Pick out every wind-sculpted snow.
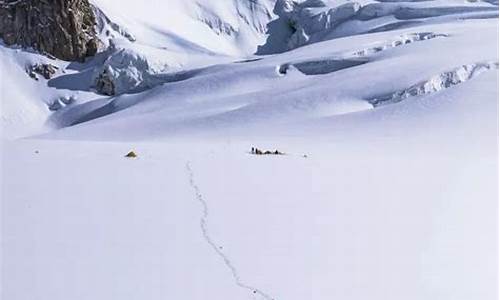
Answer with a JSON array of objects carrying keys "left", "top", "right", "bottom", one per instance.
[
  {"left": 353, "top": 32, "right": 448, "bottom": 56},
  {"left": 279, "top": 58, "right": 369, "bottom": 75},
  {"left": 47, "top": 96, "right": 76, "bottom": 112},
  {"left": 369, "top": 62, "right": 499, "bottom": 107}
]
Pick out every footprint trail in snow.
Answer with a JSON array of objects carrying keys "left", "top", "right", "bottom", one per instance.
[{"left": 185, "top": 162, "right": 275, "bottom": 300}]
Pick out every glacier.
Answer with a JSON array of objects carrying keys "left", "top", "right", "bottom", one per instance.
[{"left": 0, "top": 1, "right": 498, "bottom": 300}]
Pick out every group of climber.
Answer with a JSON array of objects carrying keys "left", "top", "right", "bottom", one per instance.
[{"left": 250, "top": 147, "right": 284, "bottom": 155}]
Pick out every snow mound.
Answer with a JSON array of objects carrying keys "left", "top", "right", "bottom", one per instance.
[
  {"left": 279, "top": 58, "right": 368, "bottom": 75},
  {"left": 48, "top": 96, "right": 76, "bottom": 111},
  {"left": 370, "top": 61, "right": 499, "bottom": 107}
]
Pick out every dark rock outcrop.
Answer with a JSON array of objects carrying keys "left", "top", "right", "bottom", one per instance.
[
  {"left": 26, "top": 63, "right": 59, "bottom": 80},
  {"left": 0, "top": 0, "right": 99, "bottom": 61},
  {"left": 95, "top": 67, "right": 116, "bottom": 96}
]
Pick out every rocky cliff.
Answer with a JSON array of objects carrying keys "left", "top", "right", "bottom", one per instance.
[{"left": 0, "top": 0, "right": 99, "bottom": 61}]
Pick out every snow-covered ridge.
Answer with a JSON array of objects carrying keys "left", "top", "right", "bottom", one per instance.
[
  {"left": 353, "top": 32, "right": 448, "bottom": 56},
  {"left": 278, "top": 31, "right": 448, "bottom": 76},
  {"left": 369, "top": 61, "right": 499, "bottom": 107}
]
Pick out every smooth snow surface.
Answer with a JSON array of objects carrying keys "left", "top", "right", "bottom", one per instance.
[{"left": 1, "top": 0, "right": 498, "bottom": 300}]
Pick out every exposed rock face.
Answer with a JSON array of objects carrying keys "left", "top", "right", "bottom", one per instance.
[
  {"left": 0, "top": 0, "right": 99, "bottom": 61},
  {"left": 95, "top": 67, "right": 116, "bottom": 96}
]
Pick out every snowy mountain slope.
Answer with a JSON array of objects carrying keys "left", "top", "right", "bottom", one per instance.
[
  {"left": 1, "top": 0, "right": 498, "bottom": 139},
  {"left": 0, "top": 43, "right": 105, "bottom": 139},
  {"left": 1, "top": 1, "right": 499, "bottom": 300},
  {"left": 0, "top": 0, "right": 276, "bottom": 138},
  {"left": 91, "top": 0, "right": 275, "bottom": 56},
  {"left": 41, "top": 18, "right": 498, "bottom": 141}
]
